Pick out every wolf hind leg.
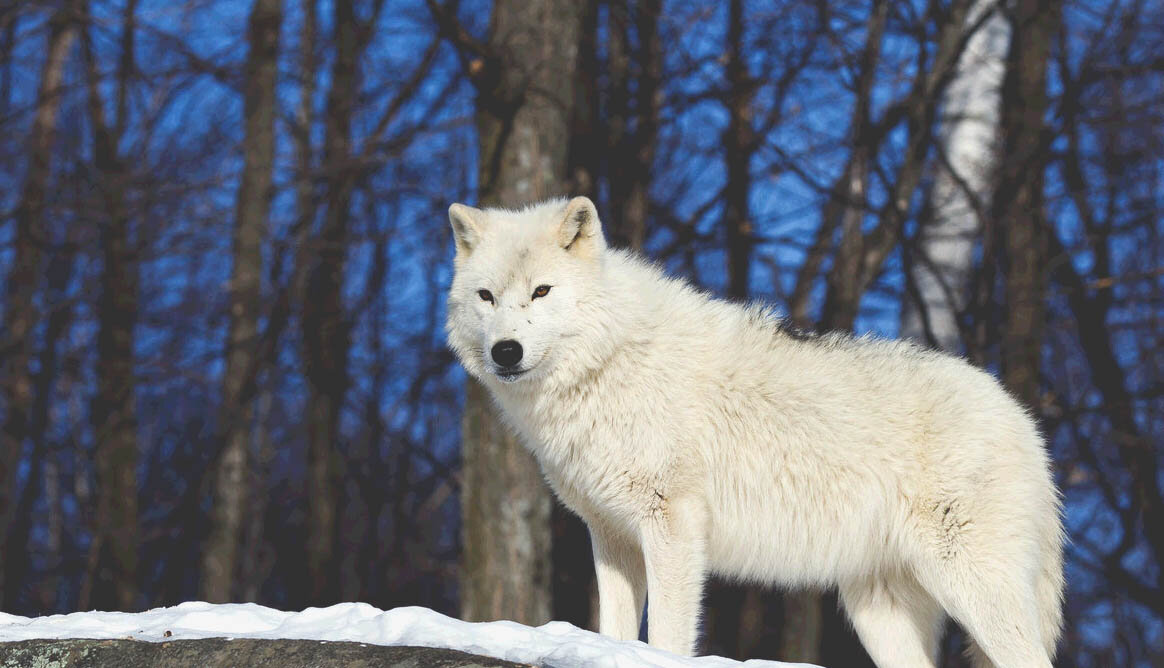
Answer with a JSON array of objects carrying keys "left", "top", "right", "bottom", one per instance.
[{"left": 840, "top": 576, "right": 944, "bottom": 668}]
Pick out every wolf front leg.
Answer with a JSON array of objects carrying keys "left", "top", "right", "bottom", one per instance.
[
  {"left": 590, "top": 522, "right": 646, "bottom": 641},
  {"left": 641, "top": 494, "right": 708, "bottom": 656}
]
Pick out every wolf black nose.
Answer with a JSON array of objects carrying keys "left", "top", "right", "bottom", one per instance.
[{"left": 491, "top": 340, "right": 523, "bottom": 367}]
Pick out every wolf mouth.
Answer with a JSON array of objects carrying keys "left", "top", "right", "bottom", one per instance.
[
  {"left": 496, "top": 368, "right": 528, "bottom": 382},
  {"left": 492, "top": 352, "right": 546, "bottom": 383}
]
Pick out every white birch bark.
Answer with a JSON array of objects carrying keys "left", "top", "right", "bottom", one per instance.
[{"left": 901, "top": 1, "right": 1010, "bottom": 350}]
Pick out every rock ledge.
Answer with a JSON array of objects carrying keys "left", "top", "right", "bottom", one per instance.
[{"left": 0, "top": 638, "right": 534, "bottom": 667}]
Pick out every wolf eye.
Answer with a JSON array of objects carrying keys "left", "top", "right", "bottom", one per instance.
[
  {"left": 532, "top": 285, "right": 551, "bottom": 299},
  {"left": 478, "top": 289, "right": 494, "bottom": 304}
]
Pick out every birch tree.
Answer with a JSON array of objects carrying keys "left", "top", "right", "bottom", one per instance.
[{"left": 902, "top": 0, "right": 1009, "bottom": 350}]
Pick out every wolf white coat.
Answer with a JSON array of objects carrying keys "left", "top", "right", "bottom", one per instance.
[{"left": 445, "top": 197, "right": 1063, "bottom": 668}]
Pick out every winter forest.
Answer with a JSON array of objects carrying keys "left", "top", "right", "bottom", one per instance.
[{"left": 0, "top": 0, "right": 1161, "bottom": 665}]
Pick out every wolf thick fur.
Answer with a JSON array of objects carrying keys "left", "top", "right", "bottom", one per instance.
[{"left": 445, "top": 197, "right": 1064, "bottom": 668}]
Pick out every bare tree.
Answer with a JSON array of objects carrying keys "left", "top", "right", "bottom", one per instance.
[
  {"left": 723, "top": 0, "right": 755, "bottom": 301},
  {"left": 80, "top": 0, "right": 141, "bottom": 611},
  {"left": 1045, "top": 4, "right": 1164, "bottom": 655},
  {"left": 201, "top": 0, "right": 282, "bottom": 603},
  {"left": 788, "top": 0, "right": 888, "bottom": 330},
  {"left": 996, "top": 0, "right": 1058, "bottom": 408},
  {"left": 605, "top": 0, "right": 662, "bottom": 251},
  {"left": 299, "top": 0, "right": 394, "bottom": 604},
  {"left": 438, "top": 0, "right": 584, "bottom": 624},
  {"left": 0, "top": 1, "right": 80, "bottom": 610}
]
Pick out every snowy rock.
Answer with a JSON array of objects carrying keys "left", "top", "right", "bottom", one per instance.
[{"left": 0, "top": 602, "right": 819, "bottom": 668}]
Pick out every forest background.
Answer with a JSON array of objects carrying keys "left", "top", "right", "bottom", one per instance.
[{"left": 0, "top": 0, "right": 1161, "bottom": 665}]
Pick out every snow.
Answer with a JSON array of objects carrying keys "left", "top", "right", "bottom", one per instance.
[{"left": 0, "top": 602, "right": 818, "bottom": 668}]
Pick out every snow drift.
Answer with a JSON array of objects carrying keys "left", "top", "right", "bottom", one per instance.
[{"left": 0, "top": 602, "right": 818, "bottom": 668}]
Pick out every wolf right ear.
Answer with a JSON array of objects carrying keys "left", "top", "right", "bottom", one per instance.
[
  {"left": 557, "top": 196, "right": 605, "bottom": 258},
  {"left": 449, "top": 203, "right": 485, "bottom": 254}
]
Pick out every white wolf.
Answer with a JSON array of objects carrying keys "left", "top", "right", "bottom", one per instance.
[{"left": 445, "top": 196, "right": 1064, "bottom": 668}]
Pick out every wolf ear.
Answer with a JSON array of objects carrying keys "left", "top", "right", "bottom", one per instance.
[
  {"left": 557, "top": 196, "right": 605, "bottom": 257},
  {"left": 449, "top": 203, "right": 485, "bottom": 254}
]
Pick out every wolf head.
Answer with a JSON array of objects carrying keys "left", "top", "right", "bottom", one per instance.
[{"left": 445, "top": 196, "right": 606, "bottom": 387}]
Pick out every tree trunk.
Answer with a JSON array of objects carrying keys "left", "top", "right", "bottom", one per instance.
[
  {"left": 723, "top": 0, "right": 753, "bottom": 301},
  {"left": 89, "top": 181, "right": 140, "bottom": 612},
  {"left": 461, "top": 0, "right": 582, "bottom": 625},
  {"left": 0, "top": 1, "right": 78, "bottom": 610},
  {"left": 605, "top": 0, "right": 661, "bottom": 251},
  {"left": 996, "top": 0, "right": 1058, "bottom": 409},
  {"left": 4, "top": 249, "right": 75, "bottom": 612},
  {"left": 566, "top": 0, "right": 599, "bottom": 202},
  {"left": 902, "top": 0, "right": 1009, "bottom": 350},
  {"left": 780, "top": 590, "right": 824, "bottom": 663},
  {"left": 790, "top": 0, "right": 886, "bottom": 330},
  {"left": 623, "top": 0, "right": 661, "bottom": 251},
  {"left": 201, "top": 0, "right": 281, "bottom": 603},
  {"left": 552, "top": 0, "right": 599, "bottom": 630},
  {"left": 301, "top": 0, "right": 369, "bottom": 605},
  {"left": 83, "top": 0, "right": 141, "bottom": 612},
  {"left": 0, "top": 6, "right": 16, "bottom": 116}
]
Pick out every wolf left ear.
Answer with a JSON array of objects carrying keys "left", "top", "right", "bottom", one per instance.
[{"left": 557, "top": 196, "right": 605, "bottom": 257}]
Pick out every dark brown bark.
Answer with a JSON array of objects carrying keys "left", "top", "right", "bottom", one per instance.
[
  {"left": 735, "top": 587, "right": 765, "bottom": 658},
  {"left": 604, "top": 1, "right": 631, "bottom": 246},
  {"left": 0, "top": 7, "right": 15, "bottom": 116},
  {"left": 459, "top": 0, "right": 583, "bottom": 625},
  {"left": 780, "top": 590, "right": 824, "bottom": 663},
  {"left": 553, "top": 0, "right": 600, "bottom": 629},
  {"left": 300, "top": 0, "right": 382, "bottom": 605},
  {"left": 996, "top": 0, "right": 1058, "bottom": 410},
  {"left": 81, "top": 0, "right": 140, "bottom": 612},
  {"left": 604, "top": 0, "right": 661, "bottom": 251},
  {"left": 723, "top": 0, "right": 754, "bottom": 301},
  {"left": 293, "top": 0, "right": 317, "bottom": 243},
  {"left": 3, "top": 248, "right": 75, "bottom": 611},
  {"left": 625, "top": 0, "right": 662, "bottom": 250},
  {"left": 0, "top": 1, "right": 78, "bottom": 610},
  {"left": 566, "top": 0, "right": 599, "bottom": 201},
  {"left": 201, "top": 0, "right": 281, "bottom": 603}
]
